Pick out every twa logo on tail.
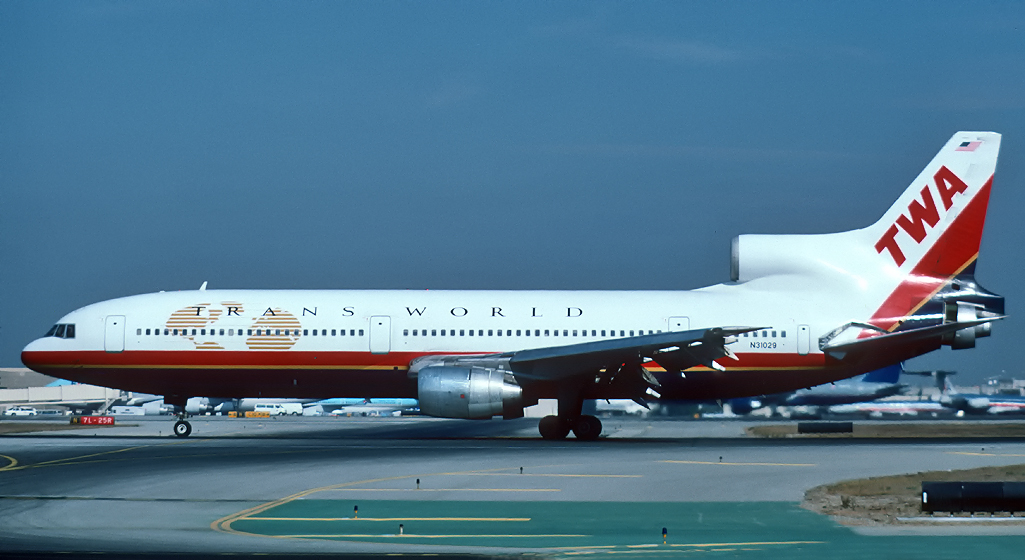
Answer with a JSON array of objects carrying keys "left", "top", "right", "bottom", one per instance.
[{"left": 874, "top": 166, "right": 969, "bottom": 266}]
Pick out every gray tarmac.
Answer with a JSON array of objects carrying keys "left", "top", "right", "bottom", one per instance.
[{"left": 3, "top": 416, "right": 1025, "bottom": 554}]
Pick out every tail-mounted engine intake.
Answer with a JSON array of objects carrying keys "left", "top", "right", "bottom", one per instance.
[
  {"left": 943, "top": 301, "right": 993, "bottom": 350},
  {"left": 418, "top": 366, "right": 523, "bottom": 420}
]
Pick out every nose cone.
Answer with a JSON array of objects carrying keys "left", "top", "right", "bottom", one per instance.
[{"left": 21, "top": 337, "right": 53, "bottom": 372}]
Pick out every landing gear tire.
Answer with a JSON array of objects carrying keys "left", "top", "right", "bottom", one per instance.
[
  {"left": 538, "top": 415, "right": 571, "bottom": 440},
  {"left": 572, "top": 415, "right": 602, "bottom": 441},
  {"left": 174, "top": 420, "right": 192, "bottom": 438}
]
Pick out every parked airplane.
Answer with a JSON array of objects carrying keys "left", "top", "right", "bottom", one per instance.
[
  {"left": 727, "top": 363, "right": 906, "bottom": 415},
  {"left": 324, "top": 398, "right": 419, "bottom": 417},
  {"left": 21, "top": 132, "right": 1005, "bottom": 440},
  {"left": 938, "top": 378, "right": 1025, "bottom": 415}
]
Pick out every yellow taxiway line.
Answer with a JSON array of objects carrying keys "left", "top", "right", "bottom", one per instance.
[{"left": 660, "top": 460, "right": 815, "bottom": 467}]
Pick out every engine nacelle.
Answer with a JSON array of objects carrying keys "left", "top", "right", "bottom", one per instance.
[
  {"left": 417, "top": 366, "right": 523, "bottom": 420},
  {"left": 945, "top": 301, "right": 992, "bottom": 350}
]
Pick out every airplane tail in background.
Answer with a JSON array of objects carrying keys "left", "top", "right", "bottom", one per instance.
[{"left": 861, "top": 363, "right": 903, "bottom": 384}]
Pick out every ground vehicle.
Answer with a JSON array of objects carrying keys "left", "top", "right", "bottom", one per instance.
[
  {"left": 253, "top": 403, "right": 289, "bottom": 416},
  {"left": 3, "top": 406, "right": 38, "bottom": 417}
]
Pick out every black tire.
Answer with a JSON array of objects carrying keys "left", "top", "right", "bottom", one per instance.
[
  {"left": 538, "top": 415, "right": 570, "bottom": 440},
  {"left": 173, "top": 420, "right": 192, "bottom": 438},
  {"left": 572, "top": 415, "right": 603, "bottom": 441}
]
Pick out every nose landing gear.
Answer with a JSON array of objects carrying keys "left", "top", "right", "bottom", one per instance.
[
  {"left": 173, "top": 417, "right": 192, "bottom": 437},
  {"left": 165, "top": 395, "right": 192, "bottom": 438}
]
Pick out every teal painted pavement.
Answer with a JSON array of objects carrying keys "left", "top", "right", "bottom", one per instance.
[{"left": 228, "top": 500, "right": 1025, "bottom": 558}]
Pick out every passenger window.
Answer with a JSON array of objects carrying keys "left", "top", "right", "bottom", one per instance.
[
  {"left": 601, "top": 330, "right": 606, "bottom": 336},
  {"left": 469, "top": 329, "right": 474, "bottom": 336},
  {"left": 302, "top": 329, "right": 307, "bottom": 336},
  {"left": 781, "top": 331, "right": 786, "bottom": 338},
  {"left": 358, "top": 329, "right": 364, "bottom": 336},
  {"left": 146, "top": 329, "right": 151, "bottom": 335},
  {"left": 478, "top": 329, "right": 484, "bottom": 336},
  {"left": 173, "top": 329, "right": 178, "bottom": 335},
  {"left": 441, "top": 329, "right": 446, "bottom": 336},
  {"left": 545, "top": 330, "right": 549, "bottom": 336},
  {"left": 497, "top": 330, "right": 503, "bottom": 336},
  {"left": 488, "top": 330, "right": 493, "bottom": 336},
  {"left": 591, "top": 330, "right": 596, "bottom": 336},
  {"left": 629, "top": 330, "right": 634, "bottom": 336},
  {"left": 432, "top": 329, "right": 437, "bottom": 336},
  {"left": 201, "top": 329, "right": 206, "bottom": 335},
  {"left": 573, "top": 330, "right": 578, "bottom": 336},
  {"left": 771, "top": 331, "right": 777, "bottom": 338},
  {"left": 516, "top": 330, "right": 521, "bottom": 336},
  {"left": 762, "top": 331, "right": 767, "bottom": 338},
  {"left": 620, "top": 330, "right": 625, "bottom": 336},
  {"left": 534, "top": 329, "right": 540, "bottom": 336},
  {"left": 460, "top": 329, "right": 465, "bottom": 336},
  {"left": 553, "top": 330, "right": 558, "bottom": 336},
  {"left": 192, "top": 329, "right": 197, "bottom": 335},
  {"left": 403, "top": 329, "right": 409, "bottom": 336},
  {"left": 229, "top": 329, "right": 234, "bottom": 336},
  {"left": 340, "top": 329, "right": 346, "bottom": 336},
  {"left": 247, "top": 329, "right": 253, "bottom": 336},
  {"left": 136, "top": 329, "right": 142, "bottom": 335}
]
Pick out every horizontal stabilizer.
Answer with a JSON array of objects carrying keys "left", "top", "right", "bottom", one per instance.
[{"left": 822, "top": 318, "right": 1003, "bottom": 362}]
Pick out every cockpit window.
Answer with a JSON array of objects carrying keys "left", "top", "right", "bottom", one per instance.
[{"left": 44, "top": 323, "right": 76, "bottom": 339}]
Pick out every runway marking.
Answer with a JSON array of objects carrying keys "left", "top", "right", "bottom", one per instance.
[
  {"left": 320, "top": 488, "right": 560, "bottom": 492},
  {"left": 0, "top": 455, "right": 18, "bottom": 472},
  {"left": 281, "top": 533, "right": 590, "bottom": 539},
  {"left": 4, "top": 443, "right": 320, "bottom": 471},
  {"left": 670, "top": 540, "right": 826, "bottom": 547},
  {"left": 949, "top": 451, "right": 1025, "bottom": 457},
  {"left": 460, "top": 473, "right": 641, "bottom": 478},
  {"left": 660, "top": 460, "right": 815, "bottom": 467},
  {"left": 213, "top": 464, "right": 570, "bottom": 536},
  {"left": 0, "top": 440, "right": 193, "bottom": 471},
  {"left": 246, "top": 517, "right": 531, "bottom": 521}
]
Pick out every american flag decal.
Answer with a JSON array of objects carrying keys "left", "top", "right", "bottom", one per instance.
[{"left": 956, "top": 141, "right": 981, "bottom": 152}]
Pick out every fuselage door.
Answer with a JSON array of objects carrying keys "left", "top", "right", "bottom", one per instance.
[
  {"left": 797, "top": 324, "right": 811, "bottom": 355},
  {"left": 668, "top": 316, "right": 690, "bottom": 332},
  {"left": 104, "top": 315, "right": 126, "bottom": 353},
  {"left": 369, "top": 316, "right": 391, "bottom": 354}
]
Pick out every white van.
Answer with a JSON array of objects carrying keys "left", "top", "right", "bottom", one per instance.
[{"left": 254, "top": 403, "right": 287, "bottom": 416}]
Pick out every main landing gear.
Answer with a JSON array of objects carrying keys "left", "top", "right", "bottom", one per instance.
[
  {"left": 538, "top": 387, "right": 602, "bottom": 441},
  {"left": 538, "top": 414, "right": 602, "bottom": 441}
]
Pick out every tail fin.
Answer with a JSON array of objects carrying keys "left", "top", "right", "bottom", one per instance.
[
  {"left": 861, "top": 363, "right": 902, "bottom": 384},
  {"left": 732, "top": 132, "right": 1002, "bottom": 332},
  {"left": 863, "top": 132, "right": 1001, "bottom": 330}
]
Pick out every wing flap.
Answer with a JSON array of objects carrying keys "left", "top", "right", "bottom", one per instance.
[{"left": 508, "top": 327, "right": 758, "bottom": 381}]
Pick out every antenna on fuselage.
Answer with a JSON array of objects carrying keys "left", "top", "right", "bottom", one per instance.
[{"left": 199, "top": 281, "right": 208, "bottom": 291}]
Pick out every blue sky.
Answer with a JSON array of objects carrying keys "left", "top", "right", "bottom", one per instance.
[{"left": 2, "top": 1, "right": 1023, "bottom": 384}]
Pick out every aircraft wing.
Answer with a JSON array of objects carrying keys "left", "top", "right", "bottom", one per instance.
[{"left": 507, "top": 327, "right": 759, "bottom": 381}]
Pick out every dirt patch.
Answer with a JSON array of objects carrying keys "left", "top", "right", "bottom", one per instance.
[
  {"left": 748, "top": 422, "right": 1025, "bottom": 438},
  {"left": 0, "top": 422, "right": 110, "bottom": 435},
  {"left": 803, "top": 464, "right": 1025, "bottom": 525}
]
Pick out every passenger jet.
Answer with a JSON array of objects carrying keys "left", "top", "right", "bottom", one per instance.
[{"left": 22, "top": 132, "right": 1005, "bottom": 440}]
